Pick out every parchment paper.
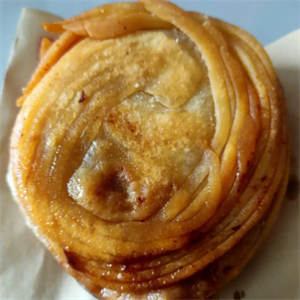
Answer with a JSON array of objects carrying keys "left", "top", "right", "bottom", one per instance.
[{"left": 0, "top": 8, "right": 299, "bottom": 300}]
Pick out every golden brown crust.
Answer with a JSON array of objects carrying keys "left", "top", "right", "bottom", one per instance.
[{"left": 9, "top": 1, "right": 289, "bottom": 299}]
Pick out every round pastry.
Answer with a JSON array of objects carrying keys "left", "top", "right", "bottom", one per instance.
[{"left": 8, "top": 1, "right": 289, "bottom": 299}]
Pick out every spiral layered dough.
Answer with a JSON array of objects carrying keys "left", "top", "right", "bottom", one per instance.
[{"left": 9, "top": 1, "right": 290, "bottom": 299}]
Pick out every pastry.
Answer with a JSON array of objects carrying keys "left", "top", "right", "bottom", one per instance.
[{"left": 8, "top": 1, "right": 290, "bottom": 299}]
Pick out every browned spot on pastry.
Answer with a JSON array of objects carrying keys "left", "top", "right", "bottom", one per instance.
[
  {"left": 79, "top": 90, "right": 86, "bottom": 103},
  {"left": 232, "top": 225, "right": 241, "bottom": 231},
  {"left": 64, "top": 250, "right": 86, "bottom": 272},
  {"left": 96, "top": 167, "right": 130, "bottom": 196},
  {"left": 261, "top": 176, "right": 267, "bottom": 182},
  {"left": 137, "top": 196, "right": 145, "bottom": 204},
  {"left": 94, "top": 167, "right": 138, "bottom": 211},
  {"left": 190, "top": 230, "right": 203, "bottom": 244},
  {"left": 126, "top": 119, "right": 137, "bottom": 133},
  {"left": 286, "top": 175, "right": 299, "bottom": 201}
]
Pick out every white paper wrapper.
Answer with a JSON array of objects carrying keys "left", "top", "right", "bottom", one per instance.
[{"left": 0, "top": 8, "right": 299, "bottom": 300}]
